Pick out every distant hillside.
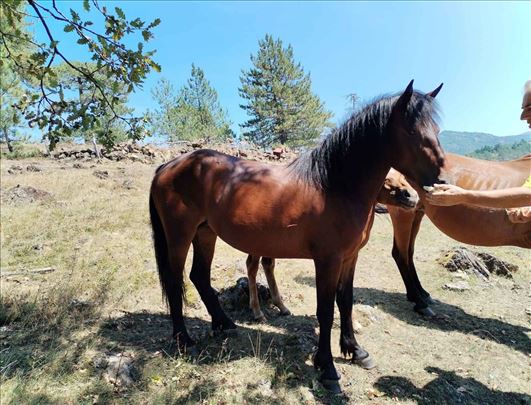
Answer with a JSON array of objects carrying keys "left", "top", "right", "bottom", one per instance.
[
  {"left": 439, "top": 130, "right": 531, "bottom": 155},
  {"left": 468, "top": 139, "right": 531, "bottom": 161}
]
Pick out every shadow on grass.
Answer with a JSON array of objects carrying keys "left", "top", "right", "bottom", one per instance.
[
  {"left": 97, "top": 311, "right": 349, "bottom": 404},
  {"left": 0, "top": 294, "right": 104, "bottom": 379},
  {"left": 354, "top": 287, "right": 530, "bottom": 355},
  {"left": 374, "top": 366, "right": 530, "bottom": 405},
  {"left": 98, "top": 311, "right": 317, "bottom": 369}
]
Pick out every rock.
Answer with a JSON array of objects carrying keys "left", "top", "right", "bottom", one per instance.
[
  {"left": 353, "top": 320, "right": 363, "bottom": 333},
  {"left": 299, "top": 386, "right": 315, "bottom": 404},
  {"left": 129, "top": 154, "right": 146, "bottom": 163},
  {"left": 122, "top": 180, "right": 135, "bottom": 190},
  {"left": 218, "top": 277, "right": 271, "bottom": 311},
  {"left": 272, "top": 147, "right": 283, "bottom": 158},
  {"left": 443, "top": 281, "right": 471, "bottom": 292},
  {"left": 93, "top": 170, "right": 109, "bottom": 179},
  {"left": 72, "top": 163, "right": 85, "bottom": 169},
  {"left": 355, "top": 304, "right": 385, "bottom": 326},
  {"left": 453, "top": 270, "right": 469, "bottom": 280},
  {"left": 26, "top": 164, "right": 42, "bottom": 172},
  {"left": 7, "top": 165, "right": 23, "bottom": 175},
  {"left": 256, "top": 379, "right": 273, "bottom": 397},
  {"left": 93, "top": 352, "right": 136, "bottom": 387}
]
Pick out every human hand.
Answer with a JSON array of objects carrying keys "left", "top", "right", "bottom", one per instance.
[
  {"left": 424, "top": 183, "right": 470, "bottom": 206},
  {"left": 506, "top": 207, "right": 531, "bottom": 223}
]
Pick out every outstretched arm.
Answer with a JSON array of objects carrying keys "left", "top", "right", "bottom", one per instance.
[{"left": 425, "top": 184, "right": 531, "bottom": 208}]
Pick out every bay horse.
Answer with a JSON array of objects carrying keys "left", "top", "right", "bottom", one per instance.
[
  {"left": 246, "top": 168, "right": 419, "bottom": 323},
  {"left": 149, "top": 80, "right": 445, "bottom": 386},
  {"left": 387, "top": 153, "right": 531, "bottom": 316}
]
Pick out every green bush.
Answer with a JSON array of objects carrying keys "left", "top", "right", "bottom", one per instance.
[{"left": 1, "top": 143, "right": 45, "bottom": 159}]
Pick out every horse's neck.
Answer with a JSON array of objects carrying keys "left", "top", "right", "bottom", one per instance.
[{"left": 345, "top": 149, "right": 392, "bottom": 207}]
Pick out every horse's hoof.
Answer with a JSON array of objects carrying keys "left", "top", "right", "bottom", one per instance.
[
  {"left": 212, "top": 317, "right": 238, "bottom": 332},
  {"left": 414, "top": 305, "right": 435, "bottom": 317},
  {"left": 353, "top": 354, "right": 376, "bottom": 370},
  {"left": 254, "top": 314, "right": 267, "bottom": 323},
  {"left": 319, "top": 378, "right": 342, "bottom": 394},
  {"left": 182, "top": 345, "right": 199, "bottom": 357},
  {"left": 423, "top": 295, "right": 435, "bottom": 305},
  {"left": 279, "top": 308, "right": 291, "bottom": 316}
]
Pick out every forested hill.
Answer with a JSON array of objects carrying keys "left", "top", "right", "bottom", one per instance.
[
  {"left": 467, "top": 139, "right": 530, "bottom": 160},
  {"left": 439, "top": 130, "right": 531, "bottom": 155}
]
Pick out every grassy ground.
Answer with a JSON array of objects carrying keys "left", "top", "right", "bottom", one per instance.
[{"left": 1, "top": 157, "right": 530, "bottom": 404}]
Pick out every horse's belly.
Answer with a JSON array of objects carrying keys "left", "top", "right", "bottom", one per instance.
[
  {"left": 212, "top": 223, "right": 312, "bottom": 258},
  {"left": 426, "top": 205, "right": 531, "bottom": 248}
]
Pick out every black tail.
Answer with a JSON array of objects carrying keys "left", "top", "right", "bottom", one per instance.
[{"left": 149, "top": 193, "right": 185, "bottom": 308}]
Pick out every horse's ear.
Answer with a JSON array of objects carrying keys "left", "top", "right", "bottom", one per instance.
[
  {"left": 396, "top": 80, "right": 414, "bottom": 109},
  {"left": 426, "top": 83, "right": 443, "bottom": 98}
]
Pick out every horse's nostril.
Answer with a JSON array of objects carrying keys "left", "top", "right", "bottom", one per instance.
[{"left": 403, "top": 191, "right": 410, "bottom": 198}]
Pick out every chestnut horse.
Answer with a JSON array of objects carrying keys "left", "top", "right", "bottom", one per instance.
[
  {"left": 149, "top": 81, "right": 445, "bottom": 386},
  {"left": 387, "top": 153, "right": 531, "bottom": 315},
  {"left": 246, "top": 168, "right": 419, "bottom": 323}
]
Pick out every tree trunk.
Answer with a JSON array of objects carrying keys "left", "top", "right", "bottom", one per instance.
[
  {"left": 3, "top": 127, "right": 13, "bottom": 153},
  {"left": 92, "top": 135, "right": 102, "bottom": 159}
]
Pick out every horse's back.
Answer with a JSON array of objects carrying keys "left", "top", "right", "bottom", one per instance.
[{"left": 443, "top": 153, "right": 530, "bottom": 190}]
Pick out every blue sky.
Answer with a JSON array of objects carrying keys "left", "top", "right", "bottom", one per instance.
[{"left": 36, "top": 1, "right": 530, "bottom": 136}]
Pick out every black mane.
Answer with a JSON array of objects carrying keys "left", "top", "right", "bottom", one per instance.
[{"left": 289, "top": 91, "right": 440, "bottom": 193}]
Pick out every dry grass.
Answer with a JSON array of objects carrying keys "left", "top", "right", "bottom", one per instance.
[{"left": 1, "top": 156, "right": 530, "bottom": 404}]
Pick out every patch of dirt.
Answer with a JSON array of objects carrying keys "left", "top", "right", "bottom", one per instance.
[
  {"left": 7, "top": 165, "right": 23, "bottom": 175},
  {"left": 1, "top": 185, "right": 53, "bottom": 204},
  {"left": 26, "top": 164, "right": 42, "bottom": 172},
  {"left": 93, "top": 170, "right": 109, "bottom": 179}
]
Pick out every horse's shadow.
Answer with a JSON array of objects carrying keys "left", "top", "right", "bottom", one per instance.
[
  {"left": 97, "top": 310, "right": 320, "bottom": 385},
  {"left": 353, "top": 287, "right": 530, "bottom": 355},
  {"left": 374, "top": 366, "right": 530, "bottom": 405}
]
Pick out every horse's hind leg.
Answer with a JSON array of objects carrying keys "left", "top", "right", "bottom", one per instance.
[
  {"left": 190, "top": 222, "right": 236, "bottom": 332},
  {"left": 159, "top": 214, "right": 199, "bottom": 349},
  {"left": 335, "top": 255, "right": 375, "bottom": 369},
  {"left": 247, "top": 255, "right": 266, "bottom": 322},
  {"left": 261, "top": 257, "right": 291, "bottom": 316}
]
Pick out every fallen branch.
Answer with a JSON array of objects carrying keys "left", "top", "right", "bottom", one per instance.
[{"left": 0, "top": 267, "right": 55, "bottom": 277}]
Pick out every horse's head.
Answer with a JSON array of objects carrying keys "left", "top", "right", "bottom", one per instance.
[
  {"left": 389, "top": 80, "right": 446, "bottom": 187},
  {"left": 378, "top": 168, "right": 418, "bottom": 209}
]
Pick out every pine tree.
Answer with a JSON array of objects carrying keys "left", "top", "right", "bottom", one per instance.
[
  {"left": 150, "top": 64, "right": 233, "bottom": 142},
  {"left": 239, "top": 34, "right": 333, "bottom": 148}
]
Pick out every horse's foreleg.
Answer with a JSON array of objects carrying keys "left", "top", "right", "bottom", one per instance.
[
  {"left": 408, "top": 210, "right": 434, "bottom": 304},
  {"left": 261, "top": 257, "right": 291, "bottom": 316},
  {"left": 246, "top": 255, "right": 266, "bottom": 322},
  {"left": 388, "top": 206, "right": 431, "bottom": 311},
  {"left": 336, "top": 255, "right": 375, "bottom": 369},
  {"left": 313, "top": 256, "right": 342, "bottom": 388},
  {"left": 190, "top": 223, "right": 236, "bottom": 332}
]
